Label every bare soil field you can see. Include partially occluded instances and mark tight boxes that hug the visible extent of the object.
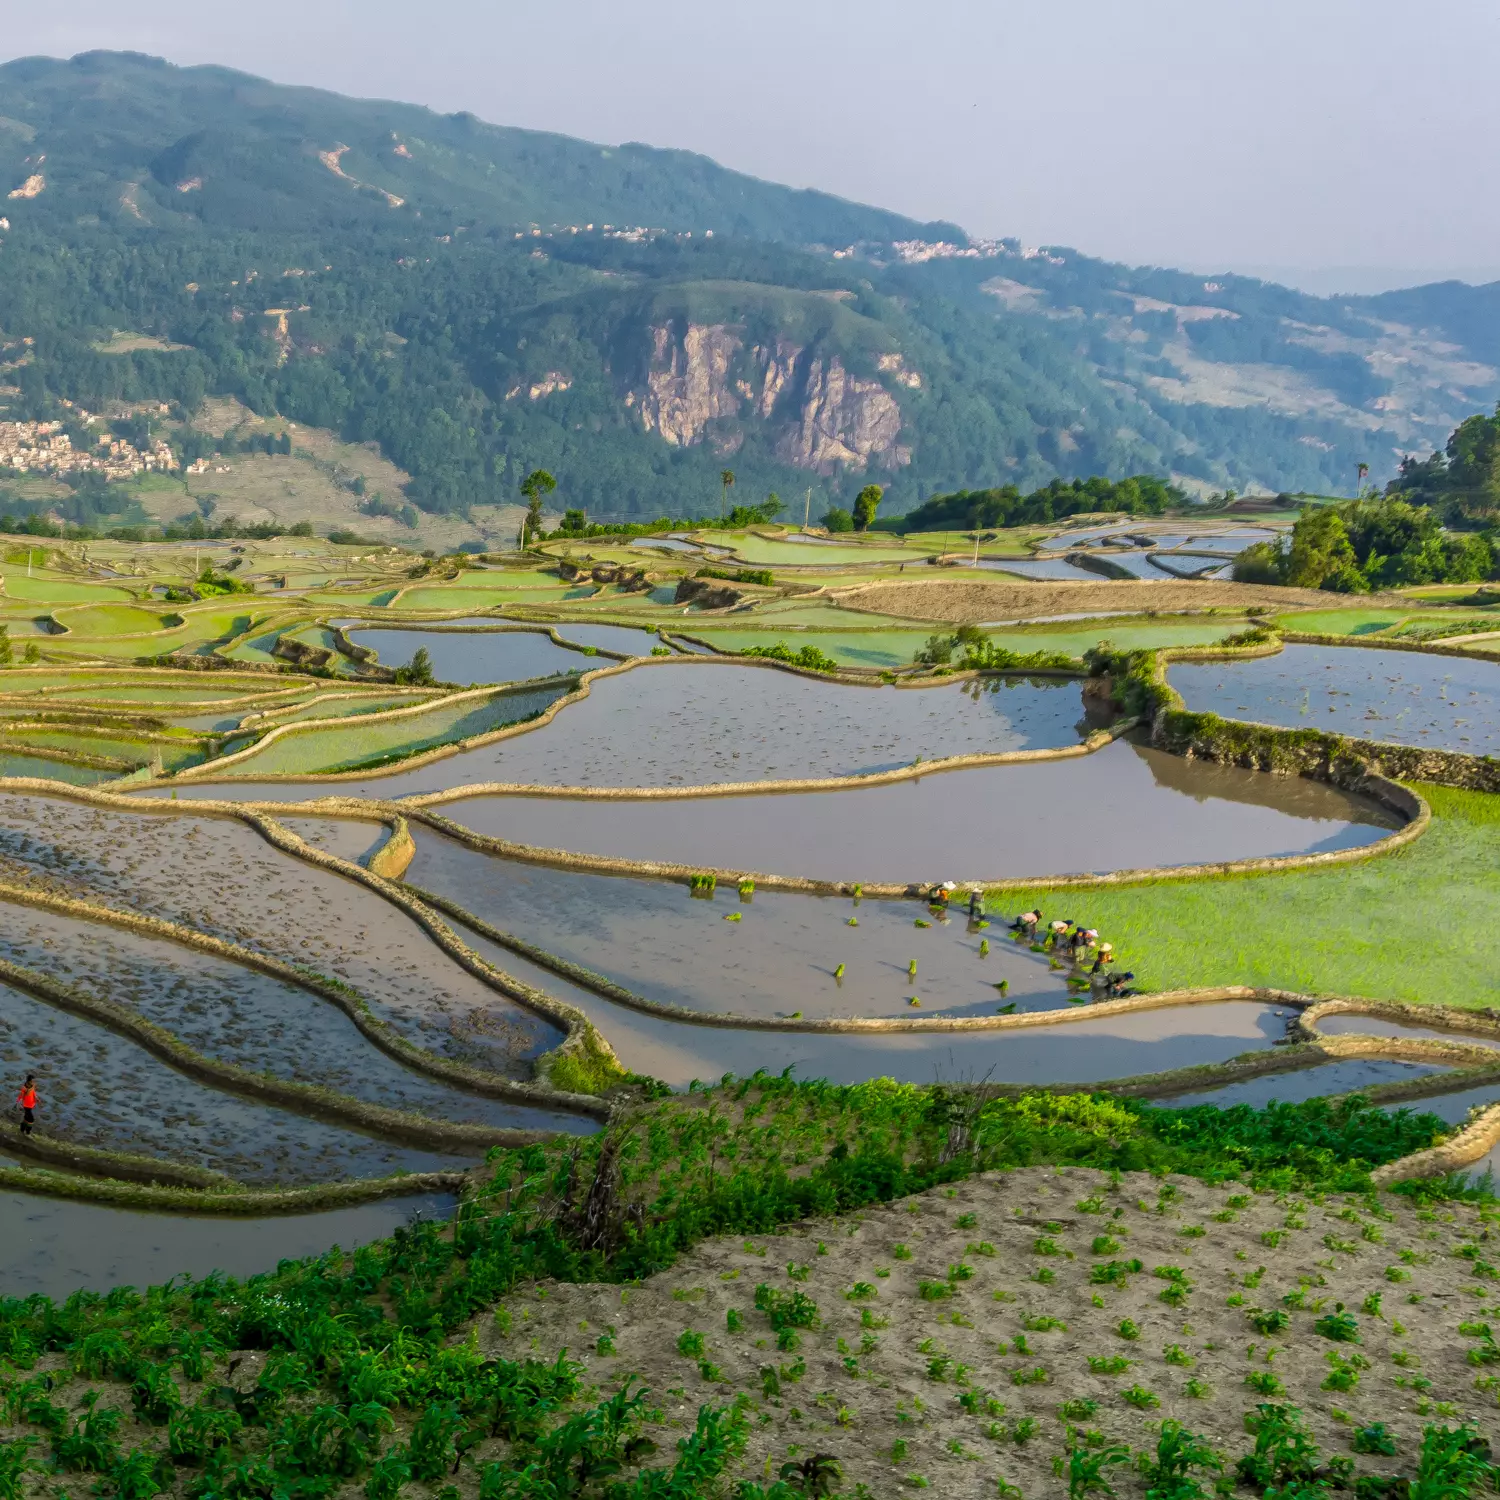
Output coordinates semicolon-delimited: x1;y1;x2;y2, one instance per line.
832;578;1411;624
491;1166;1500;1498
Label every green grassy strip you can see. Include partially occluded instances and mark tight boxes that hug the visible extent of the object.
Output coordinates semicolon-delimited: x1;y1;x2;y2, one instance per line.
985;782;1500;1013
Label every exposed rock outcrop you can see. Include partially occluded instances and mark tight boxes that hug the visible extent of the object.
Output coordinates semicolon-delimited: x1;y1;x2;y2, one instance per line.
674;576;742;609
625;322;916;474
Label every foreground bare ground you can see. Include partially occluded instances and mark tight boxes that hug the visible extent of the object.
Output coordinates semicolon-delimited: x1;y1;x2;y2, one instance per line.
492;1167;1499;1498
831;578;1410;623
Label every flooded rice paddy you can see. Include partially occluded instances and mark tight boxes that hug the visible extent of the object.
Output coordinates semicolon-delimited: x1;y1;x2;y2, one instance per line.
0;794;562;1073
1169;643;1500;754
1156;1057;1452;1111
439;738;1398;883
406;833;1074;1021
341;625;589;684
0;1190;454;1299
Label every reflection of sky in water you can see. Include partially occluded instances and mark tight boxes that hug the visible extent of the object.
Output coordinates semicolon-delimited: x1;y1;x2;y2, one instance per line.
1170;643;1500;754
0;1191;453;1299
1157;1057;1448;1110
408;834;1074;1022
444;737;1395;883
347;628;586;684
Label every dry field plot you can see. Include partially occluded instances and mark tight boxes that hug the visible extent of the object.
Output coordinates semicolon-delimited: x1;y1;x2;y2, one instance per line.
491;1167;1499;1497
833;578;1411;624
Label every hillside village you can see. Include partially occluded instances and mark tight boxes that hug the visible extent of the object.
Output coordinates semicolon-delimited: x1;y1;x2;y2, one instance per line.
0;418;180;480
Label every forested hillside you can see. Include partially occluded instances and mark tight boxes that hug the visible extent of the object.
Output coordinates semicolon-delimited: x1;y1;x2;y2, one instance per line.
2;50;1499;527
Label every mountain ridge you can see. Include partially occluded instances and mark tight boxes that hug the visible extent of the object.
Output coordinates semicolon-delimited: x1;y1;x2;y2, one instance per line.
0;50;1496;523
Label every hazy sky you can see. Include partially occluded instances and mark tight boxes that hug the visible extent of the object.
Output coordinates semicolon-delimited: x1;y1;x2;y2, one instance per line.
5;0;1499;291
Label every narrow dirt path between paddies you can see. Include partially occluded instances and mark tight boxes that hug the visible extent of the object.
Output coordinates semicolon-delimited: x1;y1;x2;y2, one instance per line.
986;783;1500;1014
492;1165;1498;1499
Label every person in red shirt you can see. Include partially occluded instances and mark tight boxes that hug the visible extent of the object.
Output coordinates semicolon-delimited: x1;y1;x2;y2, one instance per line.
16;1075;36;1137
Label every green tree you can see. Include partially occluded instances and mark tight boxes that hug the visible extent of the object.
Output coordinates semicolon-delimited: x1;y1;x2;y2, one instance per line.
1282;507;1363;591
822;506;853;533
1443;406;1500;524
394;647;434;686
852;484;883;532
719;469;735;520
518;469;556;545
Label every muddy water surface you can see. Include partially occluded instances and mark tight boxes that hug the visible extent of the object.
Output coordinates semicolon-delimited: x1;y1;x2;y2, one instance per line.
0;1190;454;1299
439;739;1398;883
0;795;562;1074
0;898;585;1133
406;835;1073;1021
1155;1057;1450;1111
1170;643;1500;754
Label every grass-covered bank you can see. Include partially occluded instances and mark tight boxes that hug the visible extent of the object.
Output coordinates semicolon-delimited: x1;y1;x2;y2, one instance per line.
0;1077;1477;1500
987;783;1500;1012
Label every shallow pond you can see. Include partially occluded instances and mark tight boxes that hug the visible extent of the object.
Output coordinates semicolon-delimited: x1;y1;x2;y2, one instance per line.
0;894;585;1135
1317;1014;1500;1051
343;627;587;685
439;738;1399;883
0;795;564;1075
977;557;1098;580
1169;642;1500;755
0;977;473;1183
0;1189;453;1299
551;624;663;656
405;834;1074;1021
151;664;1091;797
1154;1057;1450;1111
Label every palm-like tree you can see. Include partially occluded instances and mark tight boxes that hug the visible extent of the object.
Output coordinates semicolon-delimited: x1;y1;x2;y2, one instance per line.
719;469;735;521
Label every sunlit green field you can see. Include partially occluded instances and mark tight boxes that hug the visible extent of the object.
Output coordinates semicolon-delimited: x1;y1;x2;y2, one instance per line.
1;574;135;602
990;783;1497;1012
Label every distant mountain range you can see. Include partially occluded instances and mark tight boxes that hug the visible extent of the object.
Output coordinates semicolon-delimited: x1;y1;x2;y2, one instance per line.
0;49;1496;521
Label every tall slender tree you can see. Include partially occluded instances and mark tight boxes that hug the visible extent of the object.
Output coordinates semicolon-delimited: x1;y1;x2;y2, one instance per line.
852;483;883;532
719;469;735;521
519;469;556;546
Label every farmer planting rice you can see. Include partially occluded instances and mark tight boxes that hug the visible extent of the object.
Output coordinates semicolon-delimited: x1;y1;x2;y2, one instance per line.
1011;909;1042;938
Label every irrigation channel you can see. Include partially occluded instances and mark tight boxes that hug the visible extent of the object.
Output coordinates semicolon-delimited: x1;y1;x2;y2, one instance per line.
0;643;1496;1294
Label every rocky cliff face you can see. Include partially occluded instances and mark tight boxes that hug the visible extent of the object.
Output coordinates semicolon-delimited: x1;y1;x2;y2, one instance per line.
624;322;915;473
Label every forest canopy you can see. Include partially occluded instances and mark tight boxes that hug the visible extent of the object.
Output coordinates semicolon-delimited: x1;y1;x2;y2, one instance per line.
884;474;1182;533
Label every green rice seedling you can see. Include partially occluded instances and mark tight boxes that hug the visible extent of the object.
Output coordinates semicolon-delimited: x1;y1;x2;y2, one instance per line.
1314;1305;1360;1343
859;1309;887;1330
52;1396;122;1475
723;911;742;922
893;1243;913;1260
1321;1350;1368;1393
1010;1334;1033;1356
996;1477;1022;1499
1062;1440;1129;1499
596;1328;618;1355
1121;1385;1160;1411
1092;1236;1121;1255
1090;1259;1142;1287
1242;1266;1267;1288
1244;1370;1286;1397
1011;1418;1040;1445
676;1330;705;1358
1116;1320;1141;1342
739;879;755;898
846;917;858;927
846;1282;876;1301
1362;1291;1384;1317
1247;1308;1290;1336
980;939;990;957
914;919;930;929
1411;1423;1498;1495
968;1241;997;1257
926;1355;953;1382
1086;1356;1135;1376
1235;1403;1328;1493
787;1261;810;1282
1023;1315;1068;1332
949;1262;975;1282
918;1280;953;1302
1031;1267;1056;1285
1141;1419;1222;1499
1352;1423;1397;1456
1058;1399;1101;1428
1163;1344;1196;1368
956;1212;978;1229
1010;1367;1050;1387
726;1308;744;1333
1183;1378;1211;1399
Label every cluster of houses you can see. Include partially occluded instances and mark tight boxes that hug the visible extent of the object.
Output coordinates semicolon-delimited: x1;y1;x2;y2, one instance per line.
0;421;180;479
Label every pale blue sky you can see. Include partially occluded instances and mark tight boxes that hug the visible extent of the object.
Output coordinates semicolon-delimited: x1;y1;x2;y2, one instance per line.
5;0;1499;291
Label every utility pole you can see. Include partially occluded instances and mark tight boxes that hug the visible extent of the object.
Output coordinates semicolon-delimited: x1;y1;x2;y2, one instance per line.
804;488;812;530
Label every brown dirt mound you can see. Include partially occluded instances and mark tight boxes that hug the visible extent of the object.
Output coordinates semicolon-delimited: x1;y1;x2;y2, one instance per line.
832;577;1408;624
